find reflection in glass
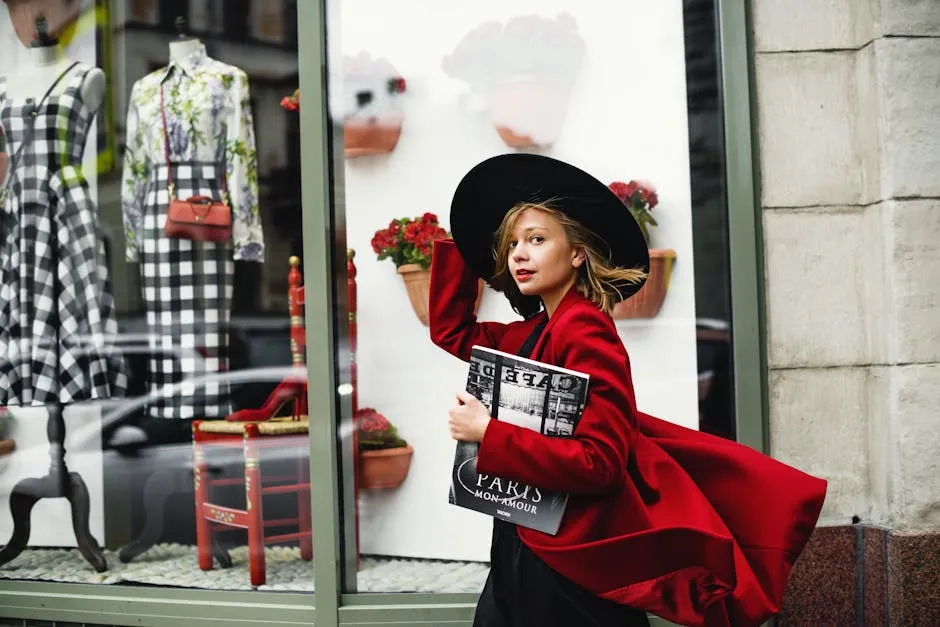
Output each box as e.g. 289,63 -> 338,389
0,1 -> 313,592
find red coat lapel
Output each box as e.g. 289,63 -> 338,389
527,287 -> 588,361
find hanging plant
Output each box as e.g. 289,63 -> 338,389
607,179 -> 676,320
608,180 -> 659,245
370,213 -> 483,325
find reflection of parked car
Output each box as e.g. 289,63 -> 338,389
4,315 -> 304,552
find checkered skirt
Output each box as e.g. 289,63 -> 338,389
0,68 -> 127,405
139,163 -> 234,419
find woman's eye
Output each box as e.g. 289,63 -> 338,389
530,236 -> 544,244
508,240 -> 518,248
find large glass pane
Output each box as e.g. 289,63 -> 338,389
321,0 -> 738,595
0,0 -> 314,592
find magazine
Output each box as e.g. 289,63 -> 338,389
448,345 -> 590,535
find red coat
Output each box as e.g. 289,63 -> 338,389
429,239 -> 826,627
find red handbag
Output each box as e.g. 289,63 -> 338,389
160,84 -> 233,243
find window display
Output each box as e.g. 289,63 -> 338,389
0,0 -> 314,593
322,0 -> 743,596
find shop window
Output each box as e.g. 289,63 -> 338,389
321,0 -> 737,594
0,0 -> 315,593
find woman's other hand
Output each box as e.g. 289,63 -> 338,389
448,390 -> 491,442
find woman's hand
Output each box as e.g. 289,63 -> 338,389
448,390 -> 491,442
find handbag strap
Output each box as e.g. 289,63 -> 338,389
0,60 -> 81,206
518,317 -> 548,360
160,78 -> 229,205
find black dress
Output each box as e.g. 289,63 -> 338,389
472,321 -> 650,627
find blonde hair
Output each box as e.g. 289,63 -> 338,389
490,201 -> 648,316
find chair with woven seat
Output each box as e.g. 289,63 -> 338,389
191,254 -> 323,586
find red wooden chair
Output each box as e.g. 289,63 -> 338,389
192,251 -> 362,586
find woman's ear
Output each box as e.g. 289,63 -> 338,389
572,247 -> 585,268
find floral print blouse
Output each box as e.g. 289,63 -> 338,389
121,44 -> 264,262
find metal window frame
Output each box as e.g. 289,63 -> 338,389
0,1 -> 763,626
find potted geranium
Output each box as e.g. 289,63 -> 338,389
280,52 -> 408,158
608,180 -> 677,319
355,407 -> 413,489
443,13 -> 584,149
371,213 -> 482,325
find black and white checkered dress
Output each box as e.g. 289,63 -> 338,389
137,162 -> 233,419
0,65 -> 127,405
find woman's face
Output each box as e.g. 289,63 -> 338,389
507,208 -> 583,315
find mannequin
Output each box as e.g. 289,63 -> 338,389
121,16 -> 264,421
4,27 -> 103,112
0,14 -> 122,572
116,12 -> 263,562
0,14 -> 124,405
169,16 -> 203,67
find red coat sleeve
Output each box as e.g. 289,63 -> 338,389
476,306 -> 636,495
429,238 -> 509,361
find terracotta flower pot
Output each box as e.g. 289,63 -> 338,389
612,248 -> 677,320
360,444 -> 414,489
397,263 -> 483,326
490,78 -> 572,149
344,117 -> 403,158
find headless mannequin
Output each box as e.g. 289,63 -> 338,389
168,15 -> 203,67
4,36 -> 104,113
118,18 -> 233,566
169,37 -> 204,67
0,15 -> 108,574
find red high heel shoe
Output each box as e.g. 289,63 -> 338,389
226,376 -> 306,422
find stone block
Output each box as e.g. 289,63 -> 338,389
752,0 -> 873,52
778,526 -> 858,626
769,367 -> 871,521
887,530 -> 940,625
892,364 -> 940,528
876,38 -> 940,198
888,200 -> 940,363
763,207 -> 887,368
876,0 -> 940,37
854,43 -> 884,205
757,53 -> 867,207
864,526 -> 889,627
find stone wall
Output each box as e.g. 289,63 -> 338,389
752,1 -> 939,624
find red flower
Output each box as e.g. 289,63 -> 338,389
387,77 -> 407,94
372,213 -> 451,270
608,178 -> 659,245
356,408 -> 391,433
280,88 -> 301,112
608,181 -> 630,203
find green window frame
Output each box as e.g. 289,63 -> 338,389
0,1 -> 763,625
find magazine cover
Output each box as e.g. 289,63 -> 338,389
449,345 -> 589,535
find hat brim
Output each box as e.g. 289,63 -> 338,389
450,153 -> 650,302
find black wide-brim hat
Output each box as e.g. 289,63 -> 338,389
450,153 -> 650,302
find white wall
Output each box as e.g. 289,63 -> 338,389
336,0 -> 699,561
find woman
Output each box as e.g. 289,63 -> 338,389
429,154 -> 827,627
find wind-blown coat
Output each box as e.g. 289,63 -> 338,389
429,239 -> 826,627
